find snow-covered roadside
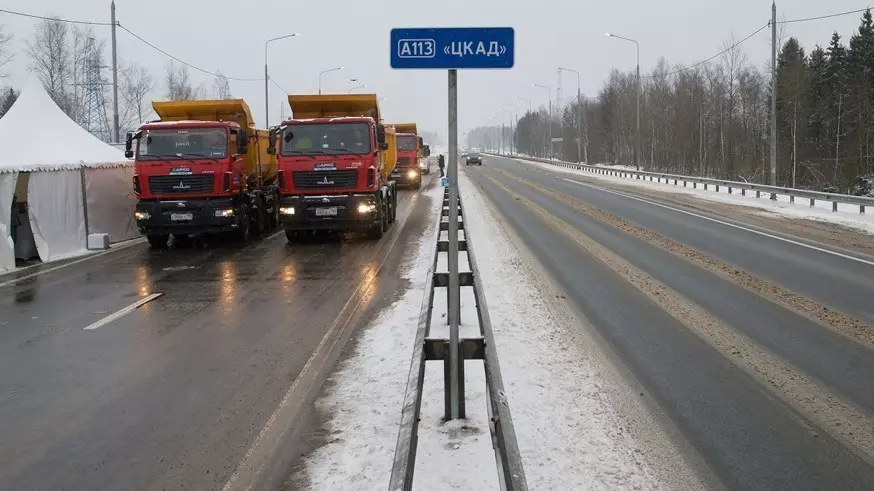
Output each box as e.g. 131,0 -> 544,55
296,181 -> 496,489
458,168 -> 676,489
509,156 -> 874,236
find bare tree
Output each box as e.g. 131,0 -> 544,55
26,17 -> 73,113
0,25 -> 13,76
119,60 -> 154,130
212,71 -> 232,99
165,62 -> 199,101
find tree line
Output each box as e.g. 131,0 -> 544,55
469,10 -> 874,195
0,17 -> 235,140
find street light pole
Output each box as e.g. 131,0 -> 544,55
503,103 -> 518,155
559,67 -> 583,163
319,67 -> 344,95
533,84 -> 552,159
606,32 -> 641,170
265,33 -> 300,127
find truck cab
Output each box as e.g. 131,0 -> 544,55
271,94 -> 397,241
127,100 -> 278,247
391,123 -> 422,189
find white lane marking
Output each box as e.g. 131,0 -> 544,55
83,293 -> 163,330
561,177 -> 874,267
222,190 -> 423,491
0,238 -> 147,288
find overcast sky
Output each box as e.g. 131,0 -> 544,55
0,0 -> 869,140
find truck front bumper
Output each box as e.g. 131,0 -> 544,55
135,198 -> 242,235
279,194 -> 380,231
391,167 -> 421,187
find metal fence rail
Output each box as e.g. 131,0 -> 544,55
493,153 -> 874,214
388,185 -> 527,491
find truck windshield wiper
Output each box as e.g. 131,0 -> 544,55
177,153 -> 222,163
284,150 -> 316,160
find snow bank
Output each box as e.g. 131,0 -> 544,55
457,168 -> 668,489
511,157 -> 874,236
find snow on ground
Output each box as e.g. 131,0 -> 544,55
509,156 -> 874,236
298,181 -> 496,490
300,168 -> 672,489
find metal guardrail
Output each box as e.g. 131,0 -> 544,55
492,153 -> 874,215
388,185 -> 527,491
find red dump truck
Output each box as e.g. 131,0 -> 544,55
126,100 -> 278,248
269,94 -> 398,242
391,123 -> 425,189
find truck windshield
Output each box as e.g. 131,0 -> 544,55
281,123 -> 371,155
397,135 -> 417,151
137,128 -> 228,160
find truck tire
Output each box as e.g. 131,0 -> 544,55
234,204 -> 250,242
414,177 -> 422,190
368,202 -> 386,239
147,234 -> 169,249
285,229 -> 299,243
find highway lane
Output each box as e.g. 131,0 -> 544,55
0,175 -> 438,491
464,156 -> 874,490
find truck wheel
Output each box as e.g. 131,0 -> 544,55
147,234 -> 169,249
285,230 -> 299,243
368,203 -> 386,239
415,178 -> 422,190
234,204 -> 250,242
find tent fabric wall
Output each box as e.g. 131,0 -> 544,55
27,170 -> 86,261
85,167 -> 139,243
0,172 -> 17,271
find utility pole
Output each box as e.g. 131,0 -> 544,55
110,1 -> 119,143
770,1 -> 778,186
635,43 -> 641,171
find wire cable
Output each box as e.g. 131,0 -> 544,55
652,23 -> 770,78
779,7 -> 870,24
117,24 -> 262,82
0,7 -> 113,26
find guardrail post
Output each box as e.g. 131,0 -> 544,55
756,190 -> 761,198
704,183 -> 707,190
810,198 -> 815,208
832,201 -> 838,212
741,189 -> 746,196
770,192 -> 777,201
861,205 -> 866,215
728,186 -> 732,194
790,195 -> 794,204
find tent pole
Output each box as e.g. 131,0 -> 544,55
80,168 -> 91,250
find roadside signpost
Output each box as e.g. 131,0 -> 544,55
390,27 -> 514,422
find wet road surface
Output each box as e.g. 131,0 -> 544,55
464,155 -> 874,490
0,174 -> 437,491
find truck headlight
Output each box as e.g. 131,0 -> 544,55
134,211 -> 150,220
357,203 -> 377,214
407,169 -> 419,179
280,206 -> 295,215
214,209 -> 235,217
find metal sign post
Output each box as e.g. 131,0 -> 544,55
391,27 -> 514,422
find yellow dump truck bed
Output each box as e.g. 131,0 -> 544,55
383,126 -> 397,182
393,123 -> 417,136
151,99 -> 277,183
288,94 -> 380,121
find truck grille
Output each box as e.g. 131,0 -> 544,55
293,170 -> 358,189
397,157 -> 414,167
148,175 -> 214,194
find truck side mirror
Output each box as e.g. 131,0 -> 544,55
418,136 -> 424,148
267,127 -> 277,154
237,130 -> 248,154
124,132 -> 134,158
376,124 -> 386,145
423,145 -> 431,157
379,142 -> 389,151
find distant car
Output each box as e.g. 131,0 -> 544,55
466,153 -> 482,166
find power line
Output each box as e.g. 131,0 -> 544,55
779,7 -> 871,24
117,24 -> 262,82
0,7 -> 112,26
652,23 -> 770,78
269,76 -> 288,93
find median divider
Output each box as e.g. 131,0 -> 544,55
389,184 -> 527,491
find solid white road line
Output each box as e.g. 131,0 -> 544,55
561,177 -> 874,268
0,238 -> 147,288
83,293 -> 163,331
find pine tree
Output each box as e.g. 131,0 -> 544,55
0,87 -> 17,118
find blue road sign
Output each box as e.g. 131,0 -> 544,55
390,28 -> 514,69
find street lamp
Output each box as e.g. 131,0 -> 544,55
318,66 -> 344,95
503,103 -> 518,155
532,83 -> 552,159
265,33 -> 300,127
558,67 -> 584,164
605,32 -> 641,170
348,84 -> 367,93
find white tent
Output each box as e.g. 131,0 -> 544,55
0,81 -> 138,272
